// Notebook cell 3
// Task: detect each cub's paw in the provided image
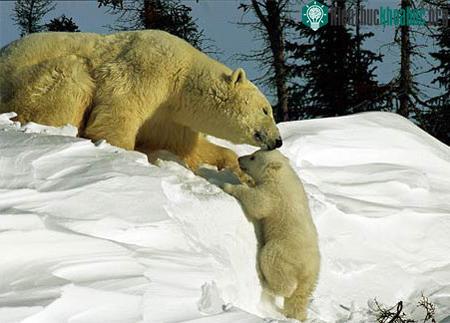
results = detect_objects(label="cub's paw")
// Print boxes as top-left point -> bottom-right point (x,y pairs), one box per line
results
223,183 -> 235,194
238,171 -> 255,187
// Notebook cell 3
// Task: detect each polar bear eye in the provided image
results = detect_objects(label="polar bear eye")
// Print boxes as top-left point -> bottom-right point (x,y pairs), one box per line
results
262,108 -> 269,116
250,156 -> 255,161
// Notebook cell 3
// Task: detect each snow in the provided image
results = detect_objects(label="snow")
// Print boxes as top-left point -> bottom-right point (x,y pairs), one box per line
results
0,111 -> 449,323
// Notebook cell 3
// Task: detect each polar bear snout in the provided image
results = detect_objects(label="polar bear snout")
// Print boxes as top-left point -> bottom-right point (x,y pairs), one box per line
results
274,138 -> 283,148
266,136 -> 283,150
254,131 -> 283,150
237,156 -> 246,170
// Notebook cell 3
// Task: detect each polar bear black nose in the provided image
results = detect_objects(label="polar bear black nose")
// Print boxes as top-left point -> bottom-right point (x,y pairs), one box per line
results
275,138 -> 283,148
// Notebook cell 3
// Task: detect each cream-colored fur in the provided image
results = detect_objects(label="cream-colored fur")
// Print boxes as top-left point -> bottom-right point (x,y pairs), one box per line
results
0,31 -> 281,179
224,150 -> 320,322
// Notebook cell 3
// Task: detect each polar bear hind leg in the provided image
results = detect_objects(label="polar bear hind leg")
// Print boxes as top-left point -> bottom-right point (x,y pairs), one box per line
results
2,55 -> 94,129
283,283 -> 315,322
259,241 -> 298,298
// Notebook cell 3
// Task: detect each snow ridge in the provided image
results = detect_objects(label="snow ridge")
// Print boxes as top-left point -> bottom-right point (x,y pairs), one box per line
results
0,112 -> 449,322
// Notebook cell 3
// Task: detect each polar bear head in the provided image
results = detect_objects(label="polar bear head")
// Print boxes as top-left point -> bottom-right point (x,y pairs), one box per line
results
238,149 -> 288,182
181,68 -> 282,150
220,68 -> 282,150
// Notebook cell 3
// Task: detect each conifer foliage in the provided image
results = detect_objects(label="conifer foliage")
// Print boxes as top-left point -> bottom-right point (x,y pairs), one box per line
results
12,0 -> 55,36
46,15 -> 80,32
238,0 -> 292,121
420,4 -> 450,144
286,0 -> 383,119
99,0 -> 205,49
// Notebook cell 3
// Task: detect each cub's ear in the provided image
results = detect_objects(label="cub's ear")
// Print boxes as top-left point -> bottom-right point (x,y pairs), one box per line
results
230,68 -> 247,85
266,161 -> 282,171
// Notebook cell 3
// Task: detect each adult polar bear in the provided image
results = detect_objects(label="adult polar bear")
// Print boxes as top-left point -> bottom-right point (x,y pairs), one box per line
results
0,30 -> 281,177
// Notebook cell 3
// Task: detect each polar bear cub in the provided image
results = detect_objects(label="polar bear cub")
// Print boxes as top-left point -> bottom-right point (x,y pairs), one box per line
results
224,149 -> 320,322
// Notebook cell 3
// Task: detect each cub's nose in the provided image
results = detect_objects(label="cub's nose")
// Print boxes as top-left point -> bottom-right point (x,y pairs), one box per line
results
275,138 -> 283,148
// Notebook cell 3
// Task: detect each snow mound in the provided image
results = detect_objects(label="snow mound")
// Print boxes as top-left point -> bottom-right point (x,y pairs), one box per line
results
0,112 -> 449,323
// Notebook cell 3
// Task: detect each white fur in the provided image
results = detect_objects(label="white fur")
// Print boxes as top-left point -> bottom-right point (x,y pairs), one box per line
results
0,31 -> 281,179
224,150 -> 320,322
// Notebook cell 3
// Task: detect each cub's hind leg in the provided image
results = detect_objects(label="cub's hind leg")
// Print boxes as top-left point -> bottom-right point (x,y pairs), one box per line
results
259,241 -> 298,298
2,55 -> 95,129
283,282 -> 316,322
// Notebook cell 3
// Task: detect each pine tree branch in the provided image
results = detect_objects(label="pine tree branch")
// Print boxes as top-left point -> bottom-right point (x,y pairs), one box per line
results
250,0 -> 269,29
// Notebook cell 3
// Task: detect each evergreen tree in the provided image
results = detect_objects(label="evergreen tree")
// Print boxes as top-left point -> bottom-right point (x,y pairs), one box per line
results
286,0 -> 383,119
419,5 -> 450,144
12,0 -> 55,36
350,0 -> 388,113
46,15 -> 80,32
99,0 -> 205,50
98,0 -> 123,9
238,0 -> 292,121
430,11 -> 450,106
388,0 -> 437,120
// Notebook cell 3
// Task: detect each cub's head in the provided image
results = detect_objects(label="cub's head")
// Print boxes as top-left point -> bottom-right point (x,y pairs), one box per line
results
238,149 -> 288,181
223,69 -> 282,150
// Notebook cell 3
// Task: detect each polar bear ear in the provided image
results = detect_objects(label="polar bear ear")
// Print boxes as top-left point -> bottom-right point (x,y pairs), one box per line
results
230,68 -> 247,85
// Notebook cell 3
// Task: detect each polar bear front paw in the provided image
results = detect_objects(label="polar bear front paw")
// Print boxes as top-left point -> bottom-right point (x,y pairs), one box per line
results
237,171 -> 255,187
223,183 -> 235,194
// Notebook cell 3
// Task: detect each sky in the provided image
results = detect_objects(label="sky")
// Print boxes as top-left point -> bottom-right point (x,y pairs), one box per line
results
0,0 -> 443,101
0,1 -> 264,79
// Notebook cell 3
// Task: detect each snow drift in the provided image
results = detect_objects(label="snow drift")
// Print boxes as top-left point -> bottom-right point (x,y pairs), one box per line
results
0,111 -> 449,322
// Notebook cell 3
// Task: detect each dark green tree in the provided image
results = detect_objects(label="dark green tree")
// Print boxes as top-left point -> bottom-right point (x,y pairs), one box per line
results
389,0 -> 435,120
286,0 -> 384,119
99,0 -> 206,50
12,0 -> 55,36
98,0 -> 123,9
418,5 -> 450,144
46,15 -> 80,32
238,0 -> 292,121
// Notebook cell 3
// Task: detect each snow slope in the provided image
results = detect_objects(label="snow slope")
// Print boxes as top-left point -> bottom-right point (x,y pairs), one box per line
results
0,112 -> 449,323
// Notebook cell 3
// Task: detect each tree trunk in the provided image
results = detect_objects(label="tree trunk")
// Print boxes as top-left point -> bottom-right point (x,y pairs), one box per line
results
398,0 -> 412,117
266,0 -> 289,121
355,0 -> 361,65
271,39 -> 289,122
27,0 -> 36,34
252,0 -> 289,121
142,0 -> 160,29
